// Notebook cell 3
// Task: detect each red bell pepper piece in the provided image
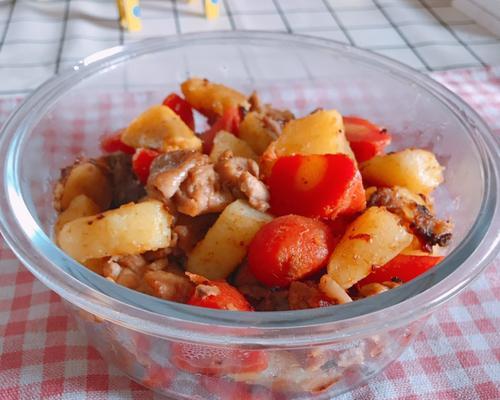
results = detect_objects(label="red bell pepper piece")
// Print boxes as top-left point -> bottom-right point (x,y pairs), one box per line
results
248,215 -> 335,288
344,116 -> 391,163
269,154 -> 366,220
357,254 -> 444,286
163,93 -> 195,130
200,107 -> 241,153
100,130 -> 135,154
132,148 -> 160,185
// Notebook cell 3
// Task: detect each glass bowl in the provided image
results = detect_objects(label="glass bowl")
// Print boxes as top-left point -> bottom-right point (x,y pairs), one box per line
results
0,32 -> 498,399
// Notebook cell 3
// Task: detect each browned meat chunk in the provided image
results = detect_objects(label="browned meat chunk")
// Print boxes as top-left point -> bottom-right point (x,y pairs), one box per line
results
101,153 -> 145,207
288,281 -> 334,310
143,268 -> 194,303
215,152 -> 270,212
248,91 -> 294,137
367,187 -> 452,250
172,213 -> 218,253
148,150 -> 233,216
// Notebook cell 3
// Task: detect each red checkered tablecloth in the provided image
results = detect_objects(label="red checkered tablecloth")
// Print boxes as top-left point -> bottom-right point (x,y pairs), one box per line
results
0,68 -> 499,400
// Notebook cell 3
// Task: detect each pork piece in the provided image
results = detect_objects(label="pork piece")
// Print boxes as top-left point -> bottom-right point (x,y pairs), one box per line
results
248,91 -> 295,132
172,213 -> 218,254
367,187 -> 452,250
101,153 -> 146,207
143,267 -> 194,303
288,281 -> 334,310
215,152 -> 270,212
148,150 -> 233,216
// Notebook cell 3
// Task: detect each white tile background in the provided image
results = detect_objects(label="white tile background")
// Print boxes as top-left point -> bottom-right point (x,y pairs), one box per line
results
0,0 -> 498,94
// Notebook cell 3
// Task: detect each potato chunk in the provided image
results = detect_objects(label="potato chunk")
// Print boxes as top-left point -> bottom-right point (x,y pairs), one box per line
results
327,206 -> 413,289
58,200 -> 172,262
121,105 -> 201,152
54,194 -> 100,238
54,161 -> 112,212
186,200 -> 273,279
181,78 -> 249,118
360,149 -> 444,195
209,131 -> 258,162
239,111 -> 277,155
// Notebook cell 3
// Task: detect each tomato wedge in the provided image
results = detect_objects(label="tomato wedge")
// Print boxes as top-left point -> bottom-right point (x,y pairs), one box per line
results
344,116 -> 391,163
188,279 -> 253,311
357,254 -> 443,286
200,107 -> 241,153
100,131 -> 135,154
163,93 -> 195,130
269,154 -> 366,219
132,148 -> 160,185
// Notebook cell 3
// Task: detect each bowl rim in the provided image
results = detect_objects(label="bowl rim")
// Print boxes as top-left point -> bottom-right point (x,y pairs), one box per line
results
0,31 -> 498,346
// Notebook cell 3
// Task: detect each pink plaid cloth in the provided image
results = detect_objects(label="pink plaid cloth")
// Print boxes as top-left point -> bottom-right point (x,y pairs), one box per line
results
0,68 -> 499,400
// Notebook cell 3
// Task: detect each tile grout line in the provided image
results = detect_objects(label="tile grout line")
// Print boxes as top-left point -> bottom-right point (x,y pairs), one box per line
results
418,0 -> 487,67
371,0 -> 433,71
172,0 -> 181,34
0,0 -> 16,54
54,0 -> 71,74
222,0 -> 236,30
271,0 -> 292,33
320,0 -> 356,46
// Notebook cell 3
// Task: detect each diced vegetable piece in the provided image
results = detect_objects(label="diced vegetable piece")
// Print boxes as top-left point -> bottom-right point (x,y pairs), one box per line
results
186,200 -> 272,280
319,275 -> 352,305
200,107 -> 241,153
121,105 -> 202,152
171,342 -> 268,375
54,161 -> 112,212
58,200 -> 171,262
357,254 -> 443,286
54,194 -> 100,239
238,111 -> 277,155
327,206 -> 413,289
163,93 -> 195,130
270,109 -> 355,160
360,149 -> 444,195
181,77 -> 249,119
187,276 -> 252,311
209,131 -> 258,162
100,130 -> 135,154
132,148 -> 160,185
248,215 -> 335,288
269,154 -> 365,219
344,116 -> 391,162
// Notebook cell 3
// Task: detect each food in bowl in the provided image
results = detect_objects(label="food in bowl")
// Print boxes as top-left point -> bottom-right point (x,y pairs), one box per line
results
53,78 -> 453,313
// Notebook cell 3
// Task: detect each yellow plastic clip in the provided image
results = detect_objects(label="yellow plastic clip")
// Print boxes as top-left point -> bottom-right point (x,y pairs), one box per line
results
205,0 -> 220,20
117,0 -> 142,32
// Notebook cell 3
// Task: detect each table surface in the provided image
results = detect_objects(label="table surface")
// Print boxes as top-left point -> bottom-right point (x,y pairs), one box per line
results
0,1 -> 499,399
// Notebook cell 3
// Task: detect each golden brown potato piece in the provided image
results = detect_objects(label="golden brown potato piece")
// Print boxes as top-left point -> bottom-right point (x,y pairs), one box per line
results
121,105 -> 201,152
54,161 -> 112,212
58,200 -> 172,263
181,78 -> 249,118
209,131 -> 258,162
54,194 -> 100,239
360,149 -> 444,195
261,110 -> 355,176
186,200 -> 273,279
238,111 -> 277,155
327,206 -> 413,289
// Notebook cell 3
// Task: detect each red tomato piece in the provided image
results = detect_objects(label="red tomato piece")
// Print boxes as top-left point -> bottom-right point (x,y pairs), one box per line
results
188,279 -> 253,311
357,254 -> 444,286
269,154 -> 366,220
171,342 -> 268,376
100,130 -> 135,154
344,116 -> 391,163
248,215 -> 335,288
132,148 -> 160,185
163,93 -> 195,130
200,107 -> 241,153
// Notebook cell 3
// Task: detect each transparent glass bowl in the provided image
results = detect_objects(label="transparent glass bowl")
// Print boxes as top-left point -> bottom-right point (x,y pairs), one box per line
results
0,32 -> 498,399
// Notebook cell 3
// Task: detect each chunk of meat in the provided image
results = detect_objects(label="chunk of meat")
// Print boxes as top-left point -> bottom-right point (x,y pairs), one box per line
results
172,213 -> 218,253
238,285 -> 289,311
101,153 -> 146,207
367,187 -> 452,250
148,150 -> 233,216
143,268 -> 194,302
248,91 -> 295,131
174,163 -> 233,216
215,152 -> 270,212
288,281 -> 335,310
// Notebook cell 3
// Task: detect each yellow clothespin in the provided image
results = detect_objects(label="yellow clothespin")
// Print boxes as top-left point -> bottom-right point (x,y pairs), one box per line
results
205,0 -> 220,20
117,0 -> 142,32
